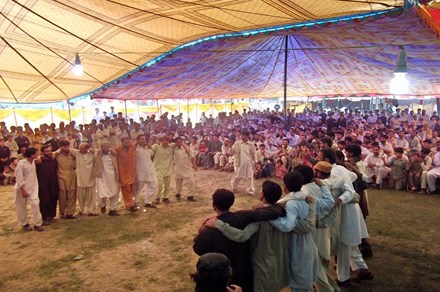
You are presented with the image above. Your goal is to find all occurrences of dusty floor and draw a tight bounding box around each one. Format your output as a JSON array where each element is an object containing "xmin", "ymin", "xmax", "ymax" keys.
[
  {"xmin": 1, "ymin": 169, "xmax": 439, "ymax": 291},
  {"xmin": 0, "ymin": 170, "xmax": 268, "ymax": 291}
]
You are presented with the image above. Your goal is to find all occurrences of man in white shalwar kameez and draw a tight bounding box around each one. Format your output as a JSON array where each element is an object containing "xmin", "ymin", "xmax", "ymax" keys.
[
  {"xmin": 426, "ymin": 140, "xmax": 440, "ymax": 193},
  {"xmin": 71, "ymin": 142, "xmax": 97, "ymax": 216},
  {"xmin": 364, "ymin": 144, "xmax": 389, "ymax": 187},
  {"xmin": 231, "ymin": 131, "xmax": 256, "ymax": 195},
  {"xmin": 14, "ymin": 147, "xmax": 44, "ymax": 231},
  {"xmin": 271, "ymin": 171, "xmax": 318, "ymax": 292},
  {"xmin": 321, "ymin": 149, "xmax": 373, "ymax": 287},
  {"xmin": 135, "ymin": 134, "xmax": 158, "ymax": 208},
  {"xmin": 95, "ymin": 141, "xmax": 120, "ymax": 216},
  {"xmin": 95, "ymin": 124, "xmax": 109, "ymax": 149},
  {"xmin": 174, "ymin": 137, "xmax": 196, "ymax": 202},
  {"xmin": 295, "ymin": 164, "xmax": 339, "ymax": 292}
]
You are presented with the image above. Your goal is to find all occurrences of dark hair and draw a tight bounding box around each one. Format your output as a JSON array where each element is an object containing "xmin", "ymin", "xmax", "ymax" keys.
[
  {"xmin": 321, "ymin": 137, "xmax": 333, "ymax": 148},
  {"xmin": 40, "ymin": 144, "xmax": 52, "ymax": 153},
  {"xmin": 283, "ymin": 171, "xmax": 304, "ymax": 192},
  {"xmin": 136, "ymin": 134, "xmax": 146, "ymax": 141},
  {"xmin": 9, "ymin": 157, "xmax": 18, "ymax": 164},
  {"xmin": 212, "ymin": 189, "xmax": 235, "ymax": 211},
  {"xmin": 191, "ymin": 253, "xmax": 232, "ymax": 292},
  {"xmin": 421, "ymin": 148, "xmax": 431, "ymax": 155},
  {"xmin": 58, "ymin": 140, "xmax": 70, "ymax": 147},
  {"xmin": 241, "ymin": 130, "xmax": 250, "ymax": 137},
  {"xmin": 321, "ymin": 148, "xmax": 336, "ymax": 164},
  {"xmin": 294, "ymin": 165, "xmax": 314, "ymax": 184},
  {"xmin": 24, "ymin": 147, "xmax": 38, "ymax": 158},
  {"xmin": 345, "ymin": 144, "xmax": 362, "ymax": 157},
  {"xmin": 335, "ymin": 150, "xmax": 345, "ymax": 163},
  {"xmin": 261, "ymin": 181, "xmax": 282, "ymax": 204},
  {"xmin": 394, "ymin": 147, "xmax": 404, "ymax": 154},
  {"xmin": 345, "ymin": 136, "xmax": 353, "ymax": 143}
]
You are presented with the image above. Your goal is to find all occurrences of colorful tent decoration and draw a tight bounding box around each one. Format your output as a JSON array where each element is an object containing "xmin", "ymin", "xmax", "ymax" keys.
[
  {"xmin": 92, "ymin": 9, "xmax": 440, "ymax": 100},
  {"xmin": 0, "ymin": 0, "xmax": 426, "ymax": 103}
]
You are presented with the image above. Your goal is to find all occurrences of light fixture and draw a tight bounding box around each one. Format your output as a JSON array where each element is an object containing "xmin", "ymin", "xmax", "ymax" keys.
[
  {"xmin": 72, "ymin": 53, "xmax": 83, "ymax": 76},
  {"xmin": 390, "ymin": 46, "xmax": 408, "ymax": 95}
]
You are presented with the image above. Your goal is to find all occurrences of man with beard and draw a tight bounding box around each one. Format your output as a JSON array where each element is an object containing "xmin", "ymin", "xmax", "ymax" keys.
[
  {"xmin": 56, "ymin": 140, "xmax": 77, "ymax": 219},
  {"xmin": 36, "ymin": 145, "xmax": 59, "ymax": 225},
  {"xmin": 152, "ymin": 135, "xmax": 176, "ymax": 204},
  {"xmin": 95, "ymin": 140, "xmax": 120, "ymax": 216},
  {"xmin": 70, "ymin": 142, "xmax": 97, "ymax": 216},
  {"xmin": 135, "ymin": 134, "xmax": 157, "ymax": 208},
  {"xmin": 113, "ymin": 137, "xmax": 138, "ymax": 212},
  {"xmin": 174, "ymin": 137, "xmax": 197, "ymax": 202}
]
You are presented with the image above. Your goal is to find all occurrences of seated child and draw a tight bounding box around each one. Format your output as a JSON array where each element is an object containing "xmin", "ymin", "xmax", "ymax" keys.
[
  {"xmin": 274, "ymin": 159, "xmax": 287, "ymax": 179},
  {"xmin": 3, "ymin": 165, "xmax": 15, "ymax": 185}
]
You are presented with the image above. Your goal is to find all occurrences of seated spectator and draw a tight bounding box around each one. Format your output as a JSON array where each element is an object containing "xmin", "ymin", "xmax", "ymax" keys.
[
  {"xmin": 197, "ymin": 140, "xmax": 209, "ymax": 167},
  {"xmin": 5, "ymin": 135, "xmax": 18, "ymax": 158},
  {"xmin": 364, "ymin": 143, "xmax": 389, "ymax": 188},
  {"xmin": 386, "ymin": 147, "xmax": 409, "ymax": 190},
  {"xmin": 408, "ymin": 151, "xmax": 423, "ymax": 192},
  {"xmin": 274, "ymin": 159, "xmax": 287, "ymax": 179},
  {"xmin": 253, "ymin": 161, "xmax": 263, "ymax": 179},
  {"xmin": 261, "ymin": 158, "xmax": 274, "ymax": 178},
  {"xmin": 2, "ymin": 165, "xmax": 15, "ymax": 185}
]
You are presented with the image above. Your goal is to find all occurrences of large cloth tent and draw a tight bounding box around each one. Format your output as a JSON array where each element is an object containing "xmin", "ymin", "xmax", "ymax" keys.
[{"xmin": 0, "ymin": 0, "xmax": 439, "ymax": 103}]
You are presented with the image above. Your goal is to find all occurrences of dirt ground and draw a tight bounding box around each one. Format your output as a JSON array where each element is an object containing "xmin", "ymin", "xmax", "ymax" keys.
[{"xmin": 0, "ymin": 169, "xmax": 439, "ymax": 291}]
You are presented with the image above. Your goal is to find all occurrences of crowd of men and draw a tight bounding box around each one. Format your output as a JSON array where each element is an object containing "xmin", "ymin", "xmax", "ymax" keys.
[{"xmin": 2, "ymin": 104, "xmax": 440, "ymax": 289}]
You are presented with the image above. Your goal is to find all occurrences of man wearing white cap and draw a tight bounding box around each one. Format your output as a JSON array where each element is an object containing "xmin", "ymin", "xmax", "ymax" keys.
[{"xmin": 320, "ymin": 148, "xmax": 373, "ymax": 287}]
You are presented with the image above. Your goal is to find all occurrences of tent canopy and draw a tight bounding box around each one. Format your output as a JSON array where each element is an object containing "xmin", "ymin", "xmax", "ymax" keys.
[{"xmin": 1, "ymin": 0, "xmax": 439, "ymax": 103}]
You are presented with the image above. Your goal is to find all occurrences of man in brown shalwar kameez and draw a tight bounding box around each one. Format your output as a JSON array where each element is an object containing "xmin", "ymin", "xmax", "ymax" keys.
[
  {"xmin": 113, "ymin": 137, "xmax": 138, "ymax": 213},
  {"xmin": 56, "ymin": 140, "xmax": 77, "ymax": 219}
]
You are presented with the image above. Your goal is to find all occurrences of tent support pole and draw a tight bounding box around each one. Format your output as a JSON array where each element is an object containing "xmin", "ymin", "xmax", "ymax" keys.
[
  {"xmin": 187, "ymin": 99, "xmax": 189, "ymax": 120},
  {"xmin": 12, "ymin": 108, "xmax": 17, "ymax": 127},
  {"xmin": 67, "ymin": 102, "xmax": 72, "ymax": 122},
  {"xmin": 82, "ymin": 107, "xmax": 86, "ymax": 125},
  {"xmin": 124, "ymin": 100, "xmax": 128, "ymax": 120},
  {"xmin": 50, "ymin": 107, "xmax": 54, "ymax": 123},
  {"xmin": 210, "ymin": 98, "xmax": 213, "ymax": 116},
  {"xmin": 283, "ymin": 34, "xmax": 288, "ymax": 127}
]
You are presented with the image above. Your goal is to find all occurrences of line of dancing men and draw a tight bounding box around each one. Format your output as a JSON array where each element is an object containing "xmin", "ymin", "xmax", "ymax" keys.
[
  {"xmin": 194, "ymin": 137, "xmax": 374, "ymax": 291},
  {"xmin": 13, "ymin": 134, "xmax": 197, "ymax": 231}
]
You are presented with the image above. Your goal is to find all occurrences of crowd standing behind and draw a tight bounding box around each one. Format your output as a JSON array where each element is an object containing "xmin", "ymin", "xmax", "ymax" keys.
[{"xmin": 1, "ymin": 105, "xmax": 439, "ymax": 289}]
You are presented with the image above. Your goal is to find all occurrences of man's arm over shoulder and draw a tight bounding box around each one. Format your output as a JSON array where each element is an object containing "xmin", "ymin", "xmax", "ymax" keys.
[
  {"xmin": 234, "ymin": 204, "xmax": 284, "ymax": 226},
  {"xmin": 215, "ymin": 220, "xmax": 260, "ymax": 243}
]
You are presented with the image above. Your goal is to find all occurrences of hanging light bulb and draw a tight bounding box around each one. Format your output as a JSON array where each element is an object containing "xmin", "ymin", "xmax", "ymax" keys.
[
  {"xmin": 390, "ymin": 46, "xmax": 408, "ymax": 94},
  {"xmin": 73, "ymin": 53, "xmax": 83, "ymax": 76}
]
